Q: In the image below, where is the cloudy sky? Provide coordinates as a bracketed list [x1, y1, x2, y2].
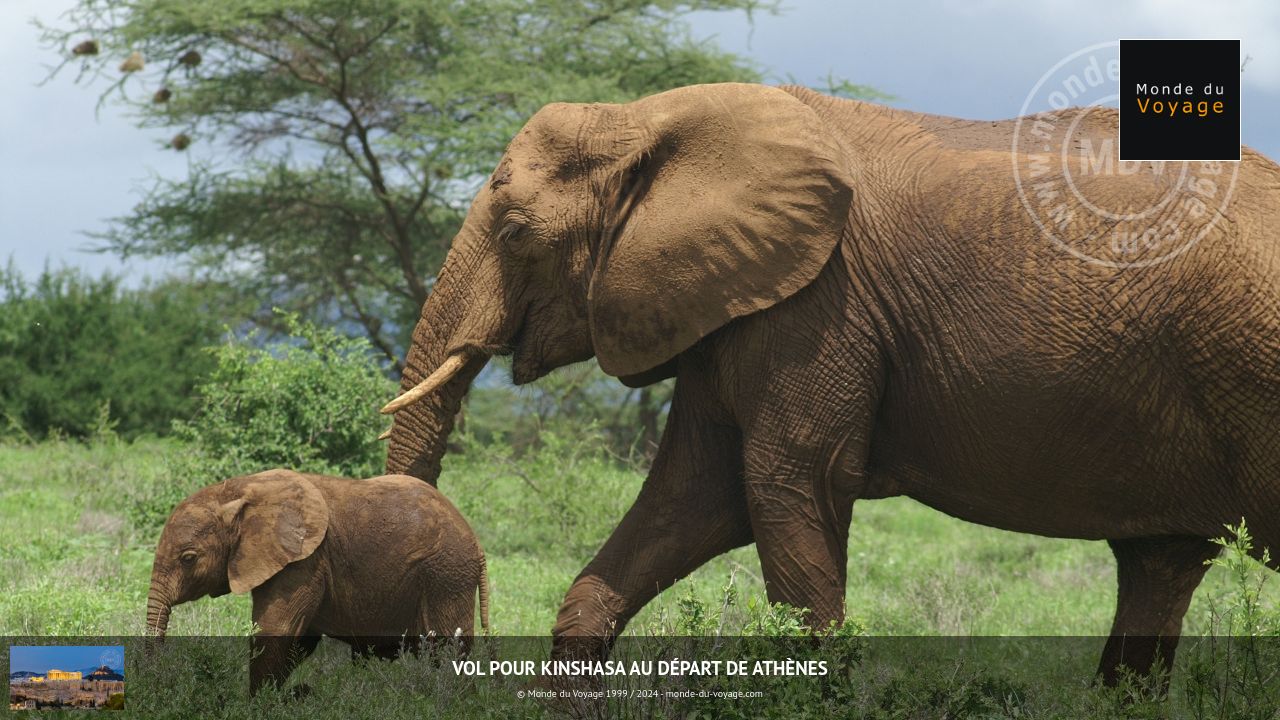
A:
[2, 0, 1276, 283]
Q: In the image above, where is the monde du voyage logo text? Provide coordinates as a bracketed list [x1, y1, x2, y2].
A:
[1120, 39, 1241, 161]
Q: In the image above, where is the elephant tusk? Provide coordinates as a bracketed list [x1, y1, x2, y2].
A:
[380, 353, 468, 414]
[377, 427, 393, 441]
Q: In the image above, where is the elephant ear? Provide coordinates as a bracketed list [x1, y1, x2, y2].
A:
[588, 83, 853, 377]
[220, 470, 329, 594]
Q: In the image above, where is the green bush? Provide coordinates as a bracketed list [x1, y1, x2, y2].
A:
[0, 262, 235, 440]
[174, 312, 393, 475]
[128, 313, 394, 531]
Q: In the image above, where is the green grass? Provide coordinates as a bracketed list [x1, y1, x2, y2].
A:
[4, 436, 1280, 718]
[0, 437, 251, 637]
[1, 434, 1275, 637]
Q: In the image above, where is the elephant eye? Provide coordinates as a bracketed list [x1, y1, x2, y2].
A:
[496, 221, 523, 247]
[180, 551, 198, 565]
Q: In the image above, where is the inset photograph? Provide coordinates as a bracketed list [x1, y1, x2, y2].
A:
[8, 646, 124, 711]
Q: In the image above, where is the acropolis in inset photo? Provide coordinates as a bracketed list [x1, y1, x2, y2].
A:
[8, 645, 124, 711]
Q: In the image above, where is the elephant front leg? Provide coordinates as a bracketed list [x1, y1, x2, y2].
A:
[248, 576, 322, 695]
[250, 635, 320, 697]
[551, 383, 752, 658]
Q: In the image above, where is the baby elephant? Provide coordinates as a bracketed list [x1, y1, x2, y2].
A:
[145, 469, 489, 693]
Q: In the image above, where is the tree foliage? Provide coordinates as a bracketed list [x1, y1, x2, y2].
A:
[0, 262, 239, 440]
[40, 0, 769, 368]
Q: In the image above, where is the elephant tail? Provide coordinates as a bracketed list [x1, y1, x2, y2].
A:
[477, 546, 490, 634]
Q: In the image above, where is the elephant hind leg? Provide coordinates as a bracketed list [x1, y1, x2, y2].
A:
[1098, 536, 1220, 687]
[743, 468, 858, 632]
[421, 587, 478, 653]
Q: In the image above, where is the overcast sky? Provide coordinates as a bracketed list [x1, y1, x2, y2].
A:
[2, 0, 1277, 284]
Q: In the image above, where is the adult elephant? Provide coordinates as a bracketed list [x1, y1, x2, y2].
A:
[381, 82, 1280, 682]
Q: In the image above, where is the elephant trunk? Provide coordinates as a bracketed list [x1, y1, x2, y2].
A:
[385, 233, 497, 484]
[145, 591, 171, 638]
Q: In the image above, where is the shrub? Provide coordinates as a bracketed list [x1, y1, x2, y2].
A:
[0, 262, 235, 440]
[128, 313, 393, 531]
[176, 311, 395, 477]
[1181, 520, 1280, 717]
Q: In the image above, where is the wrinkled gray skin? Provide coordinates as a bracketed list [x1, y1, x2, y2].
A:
[146, 470, 489, 694]
[383, 82, 1280, 684]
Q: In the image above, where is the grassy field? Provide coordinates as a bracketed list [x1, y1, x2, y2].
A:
[4, 435, 1280, 717]
[2, 434, 1270, 638]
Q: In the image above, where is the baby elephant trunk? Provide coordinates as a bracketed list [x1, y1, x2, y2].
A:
[146, 590, 171, 639]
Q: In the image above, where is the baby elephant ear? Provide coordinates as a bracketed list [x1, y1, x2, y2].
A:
[221, 470, 329, 594]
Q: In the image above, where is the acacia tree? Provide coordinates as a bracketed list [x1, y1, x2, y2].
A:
[40, 0, 769, 370]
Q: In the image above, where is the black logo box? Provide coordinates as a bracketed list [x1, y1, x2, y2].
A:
[1120, 39, 1241, 161]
